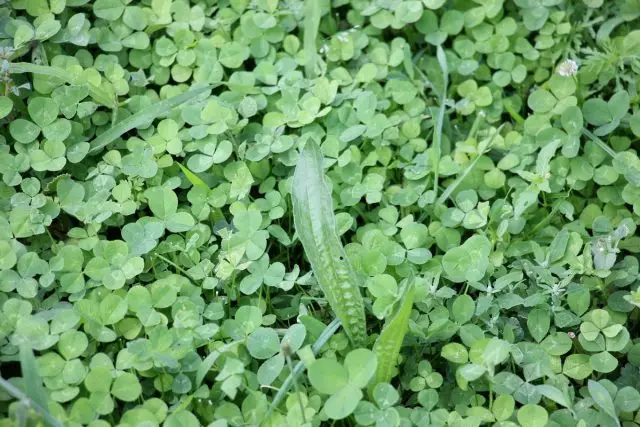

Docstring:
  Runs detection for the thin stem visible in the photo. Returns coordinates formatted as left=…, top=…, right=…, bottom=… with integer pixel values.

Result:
left=264, top=318, right=341, bottom=421
left=524, top=190, right=573, bottom=238
left=285, top=353, right=307, bottom=424
left=467, top=111, right=486, bottom=140
left=503, top=101, right=525, bottom=125
left=153, top=253, right=197, bottom=285
left=437, top=125, right=505, bottom=205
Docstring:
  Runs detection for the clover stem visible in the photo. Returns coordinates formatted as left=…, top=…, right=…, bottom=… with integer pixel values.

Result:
left=264, top=318, right=341, bottom=422
left=467, top=111, right=486, bottom=140
left=503, top=101, right=525, bottom=125
left=285, top=353, right=307, bottom=424
left=153, top=253, right=197, bottom=285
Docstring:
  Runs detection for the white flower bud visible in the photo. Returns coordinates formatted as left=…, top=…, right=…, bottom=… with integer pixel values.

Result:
left=557, top=59, right=579, bottom=77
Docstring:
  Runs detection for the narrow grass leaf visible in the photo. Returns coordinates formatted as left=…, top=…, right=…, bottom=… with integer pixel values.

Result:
left=0, top=376, right=62, bottom=427
left=9, top=62, right=68, bottom=81
left=177, top=163, right=209, bottom=189
left=432, top=45, right=449, bottom=199
left=582, top=128, right=616, bottom=158
left=14, top=344, right=62, bottom=427
left=19, top=344, right=48, bottom=411
left=195, top=340, right=242, bottom=388
left=9, top=62, right=117, bottom=109
left=304, top=0, right=321, bottom=78
left=437, top=125, right=504, bottom=205
left=89, top=85, right=211, bottom=154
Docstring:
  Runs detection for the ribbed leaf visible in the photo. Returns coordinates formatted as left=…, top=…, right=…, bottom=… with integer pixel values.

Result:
left=292, top=140, right=367, bottom=346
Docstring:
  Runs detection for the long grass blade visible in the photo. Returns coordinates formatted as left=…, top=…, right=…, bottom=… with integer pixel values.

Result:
left=19, top=344, right=48, bottom=411
left=437, top=125, right=504, bottom=205
left=89, top=85, right=211, bottom=154
left=582, top=128, right=616, bottom=158
left=304, top=0, right=321, bottom=78
left=292, top=140, right=367, bottom=346
left=432, top=45, right=449, bottom=200
left=9, top=62, right=117, bottom=109
left=9, top=62, right=68, bottom=81
left=0, top=344, right=65, bottom=427
left=195, top=340, right=242, bottom=388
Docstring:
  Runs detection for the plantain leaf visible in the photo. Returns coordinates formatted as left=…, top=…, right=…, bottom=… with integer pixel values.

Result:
left=292, top=140, right=367, bottom=346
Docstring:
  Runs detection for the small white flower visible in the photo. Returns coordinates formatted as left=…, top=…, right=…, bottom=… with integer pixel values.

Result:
left=319, top=44, right=329, bottom=54
left=556, top=59, right=579, bottom=77
left=336, top=33, right=349, bottom=43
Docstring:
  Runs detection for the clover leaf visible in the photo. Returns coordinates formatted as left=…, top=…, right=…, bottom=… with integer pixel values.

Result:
left=309, top=349, right=377, bottom=420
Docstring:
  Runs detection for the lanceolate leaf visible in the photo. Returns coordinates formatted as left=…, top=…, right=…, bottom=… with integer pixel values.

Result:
left=371, top=278, right=415, bottom=389
left=292, top=140, right=367, bottom=346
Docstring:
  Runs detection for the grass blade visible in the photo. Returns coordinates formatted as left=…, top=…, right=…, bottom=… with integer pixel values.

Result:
left=304, top=0, right=322, bottom=78
left=292, top=140, right=367, bottom=346
left=19, top=344, right=48, bottom=411
left=432, top=45, right=449, bottom=199
left=582, top=128, right=616, bottom=158
left=371, top=277, right=415, bottom=391
left=9, top=62, right=117, bottom=109
left=195, top=340, right=242, bottom=388
left=437, top=125, right=504, bottom=205
left=89, top=85, right=211, bottom=154
left=0, top=377, right=63, bottom=427
left=0, top=344, right=64, bottom=427
left=9, top=62, right=68, bottom=81
left=177, top=163, right=210, bottom=189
